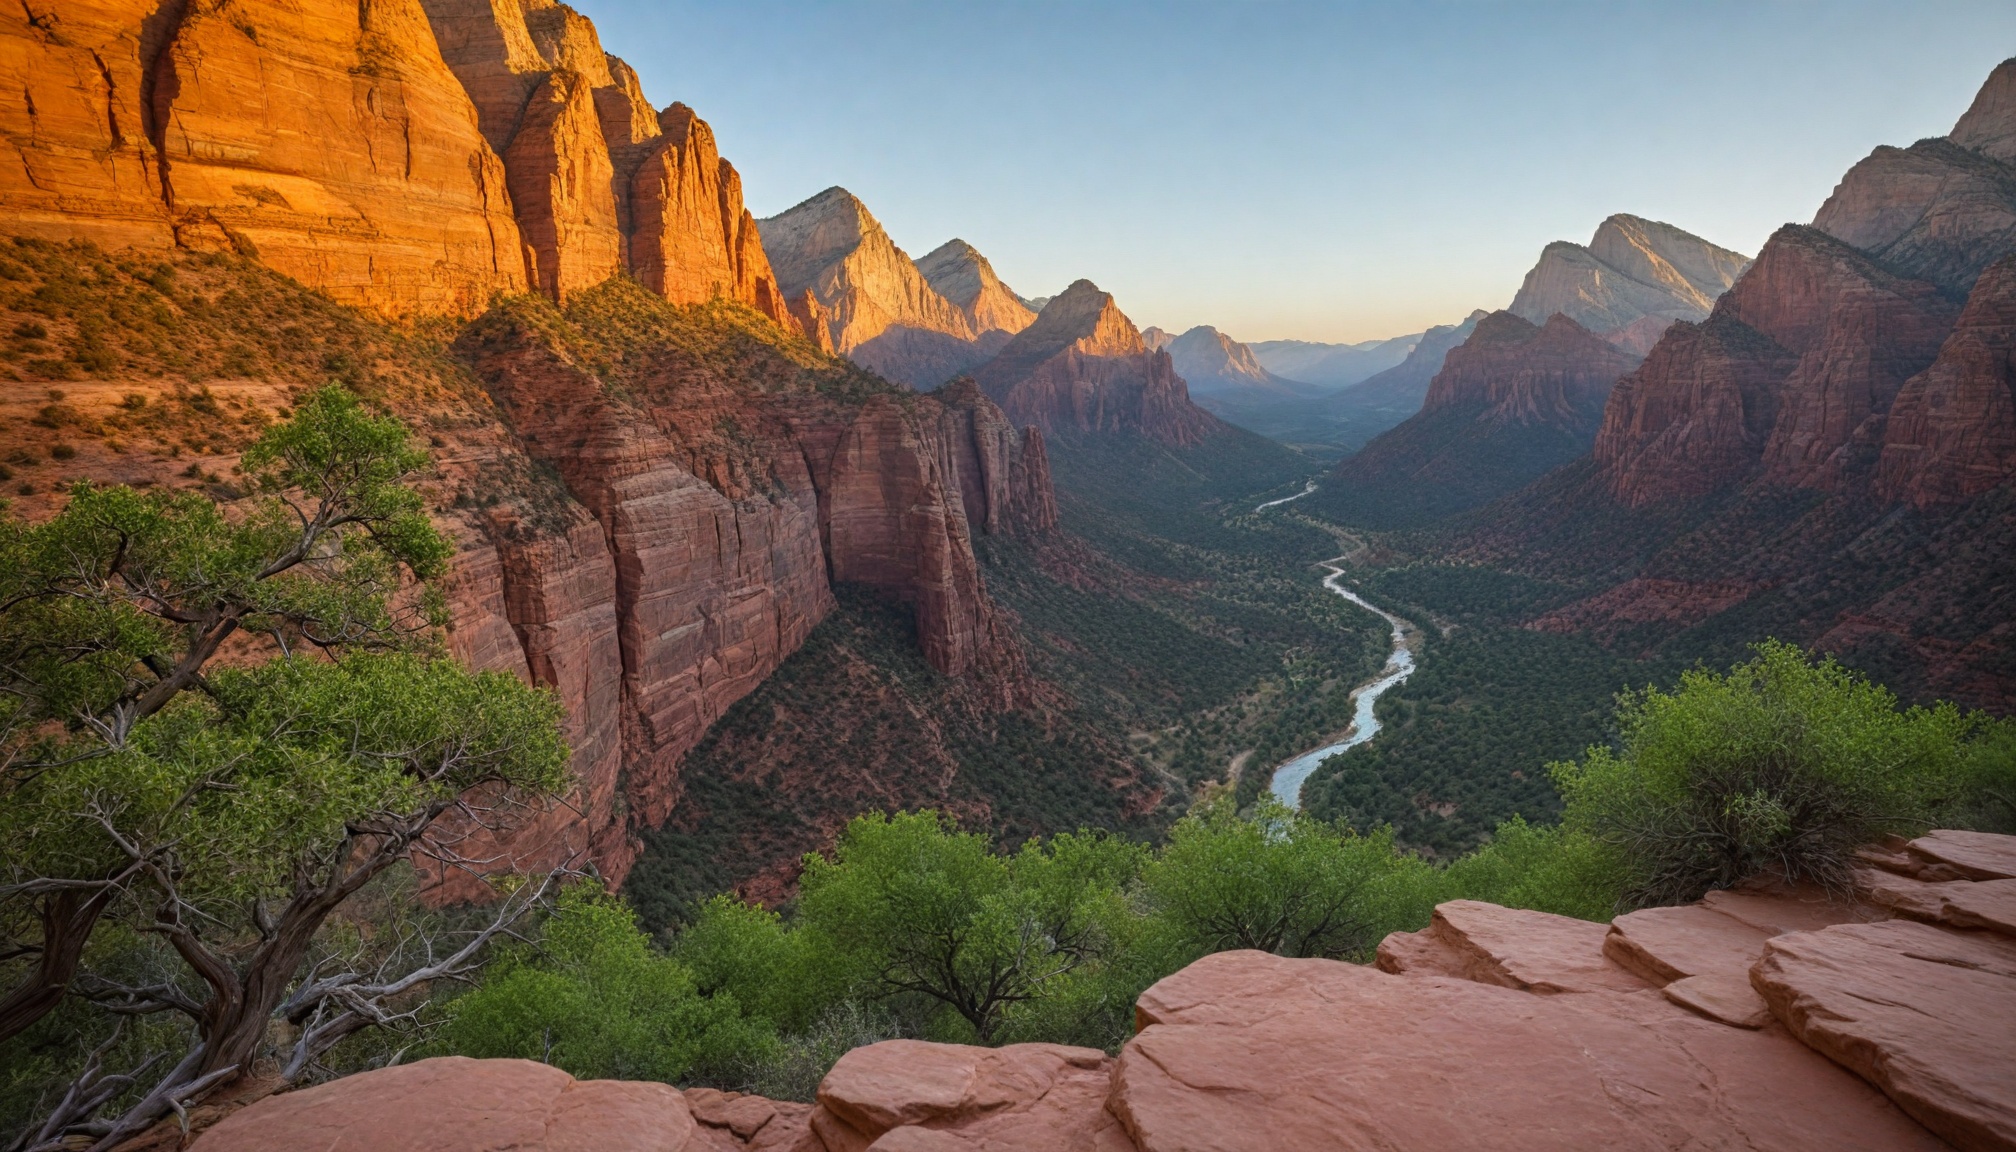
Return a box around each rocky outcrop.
[183,831,2016,1152]
[630,104,791,320]
[148,0,529,314]
[758,188,986,386]
[1511,214,1749,341]
[1326,311,1639,524]
[1813,141,2016,298]
[915,238,1037,340]
[0,0,177,251]
[934,378,1060,536]
[973,280,1223,447]
[188,1058,706,1152]
[1876,252,2016,506]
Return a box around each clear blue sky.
[582,1,2015,343]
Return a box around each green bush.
[442,885,772,1085]
[1553,640,2004,907]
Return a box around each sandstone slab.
[1412,899,1650,994]
[1754,919,2016,1152]
[1604,903,1775,984]
[814,1040,1129,1152]
[1661,973,1771,1028]
[1910,829,2016,881]
[188,1057,697,1152]
[1118,950,1943,1152]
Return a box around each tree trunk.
[0,887,113,1043]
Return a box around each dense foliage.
[1554,640,2012,905]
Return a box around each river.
[1253,483,1419,809]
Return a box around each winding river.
[1252,483,1420,809]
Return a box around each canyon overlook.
[182,829,2016,1152]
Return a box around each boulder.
[1753,919,2016,1152]
[812,1040,1131,1152]
[1116,950,1943,1152]
[187,1057,698,1152]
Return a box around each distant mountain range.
[1248,334,1422,388]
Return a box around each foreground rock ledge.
[188,830,2016,1152]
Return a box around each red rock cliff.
[432,291,1044,891]
[1876,252,2016,507]
[1422,311,1639,425]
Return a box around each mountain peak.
[1018,280,1145,357]
[1510,216,1749,335]
[916,238,1036,337]
[1951,56,2016,165]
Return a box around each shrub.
[441,885,772,1085]
[1553,640,1999,907]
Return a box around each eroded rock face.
[1877,252,2016,506]
[441,301,1044,885]
[505,68,624,299]
[631,104,792,322]
[1590,225,1957,505]
[150,0,528,315]
[973,280,1222,447]
[0,0,177,250]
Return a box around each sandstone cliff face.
[1509,214,1749,336]
[440,292,1047,886]
[0,0,177,250]
[1422,311,1639,424]
[0,0,805,329]
[1877,252,2016,507]
[1592,226,1956,505]
[915,238,1038,339]
[1813,137,2016,298]
[973,280,1223,447]
[504,68,623,299]
[150,0,529,314]
[758,188,990,387]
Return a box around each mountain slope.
[1143,325,1310,398]
[916,238,1039,342]
[758,188,994,387]
[1458,58,2016,710]
[1318,312,1641,527]
[974,280,1225,447]
[1509,214,1750,354]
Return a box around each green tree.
[443,885,770,1085]
[0,387,569,1149]
[1553,640,2002,907]
[796,812,1144,1043]
[1140,795,1418,962]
